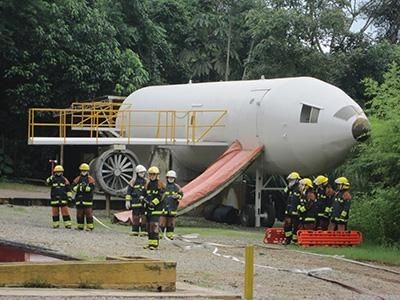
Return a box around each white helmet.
[166,170,177,178]
[135,165,146,173]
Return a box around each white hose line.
[169,234,332,275]
[169,234,386,299]
[292,249,400,276]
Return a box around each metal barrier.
[28,107,227,145]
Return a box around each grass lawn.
[295,242,400,266]
[0,180,47,192]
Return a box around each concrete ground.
[0,282,240,299]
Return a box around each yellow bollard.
[244,244,254,300]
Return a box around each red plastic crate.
[264,228,285,244]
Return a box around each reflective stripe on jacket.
[73,175,95,206]
[144,179,165,215]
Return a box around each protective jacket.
[162,182,183,215]
[126,177,148,208]
[331,190,351,223]
[285,187,301,216]
[72,175,95,206]
[46,175,72,206]
[298,191,318,223]
[144,179,165,216]
[315,186,333,219]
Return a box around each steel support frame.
[254,157,287,227]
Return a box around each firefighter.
[125,165,148,236]
[159,170,183,240]
[328,177,352,231]
[297,178,318,230]
[72,163,96,231]
[283,171,301,245]
[143,166,165,250]
[313,175,335,230]
[45,165,73,229]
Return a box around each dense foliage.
[0,0,399,244]
[340,59,400,245]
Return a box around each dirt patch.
[0,205,399,299]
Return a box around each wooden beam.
[0,260,176,291]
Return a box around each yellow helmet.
[300,178,313,189]
[79,163,90,171]
[314,175,328,186]
[53,165,64,172]
[148,166,160,174]
[287,171,301,181]
[335,177,350,188]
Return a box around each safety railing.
[28,108,227,145]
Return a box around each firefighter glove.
[125,201,131,210]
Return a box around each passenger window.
[300,104,320,123]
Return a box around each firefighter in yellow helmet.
[125,165,148,236]
[143,166,165,250]
[313,175,335,230]
[72,163,96,231]
[45,165,73,229]
[159,170,183,240]
[283,171,301,245]
[328,177,352,231]
[297,178,317,230]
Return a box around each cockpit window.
[334,105,358,121]
[300,104,320,123]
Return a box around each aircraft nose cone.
[352,117,370,142]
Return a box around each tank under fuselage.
[121,77,369,177]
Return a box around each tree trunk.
[225,20,232,81]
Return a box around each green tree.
[362,0,400,43]
[340,56,400,245]
[180,0,256,81]
[0,0,149,178]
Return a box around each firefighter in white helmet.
[143,166,165,250]
[125,165,148,236]
[72,163,96,231]
[45,165,73,229]
[159,170,183,240]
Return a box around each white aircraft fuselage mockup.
[121,77,369,178]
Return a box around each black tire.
[203,203,218,221]
[240,204,255,227]
[213,205,239,225]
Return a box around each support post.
[244,244,254,300]
[60,145,64,166]
[255,167,263,227]
[105,193,111,217]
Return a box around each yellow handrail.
[27,107,227,145]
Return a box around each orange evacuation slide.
[178,140,264,214]
[113,140,263,223]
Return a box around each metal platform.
[28,106,228,146]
